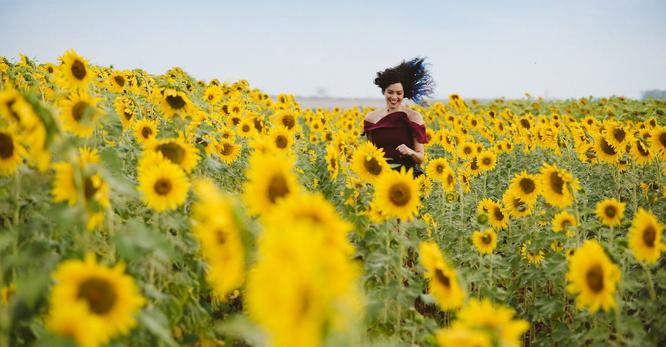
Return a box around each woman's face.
[384,82,404,110]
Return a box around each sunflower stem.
[642,264,656,301]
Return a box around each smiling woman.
[363,57,434,177]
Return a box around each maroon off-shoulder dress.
[363,111,428,171]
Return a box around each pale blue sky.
[2,0,665,99]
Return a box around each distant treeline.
[641,89,666,100]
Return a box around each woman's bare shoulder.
[404,108,424,124]
[364,109,381,122]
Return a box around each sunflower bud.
[477,213,489,225]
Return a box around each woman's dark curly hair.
[374,57,435,104]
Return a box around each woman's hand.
[396,144,415,156]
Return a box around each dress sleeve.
[409,122,428,144]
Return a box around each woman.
[363,57,434,177]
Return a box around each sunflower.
[157,88,190,119]
[145,137,199,173]
[191,180,245,299]
[351,142,389,183]
[214,138,240,164]
[107,70,128,93]
[133,118,158,144]
[203,84,223,104]
[137,159,190,212]
[520,240,544,265]
[418,241,465,311]
[325,144,340,180]
[487,200,509,230]
[502,192,533,218]
[269,126,293,152]
[113,96,135,129]
[435,326,491,347]
[246,222,360,347]
[425,157,450,182]
[58,91,102,138]
[650,126,666,160]
[372,167,420,221]
[506,171,540,205]
[441,165,456,192]
[539,163,579,208]
[57,49,92,90]
[0,130,26,176]
[551,210,577,237]
[265,192,353,255]
[629,139,652,165]
[48,254,144,345]
[243,153,300,216]
[594,198,625,227]
[594,134,622,164]
[628,208,664,264]
[457,142,476,160]
[472,229,497,254]
[454,298,529,347]
[52,151,110,230]
[272,110,301,133]
[602,121,631,151]
[566,240,621,313]
[477,150,497,172]
[47,303,107,347]
[237,117,258,138]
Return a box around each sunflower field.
[1,51,665,347]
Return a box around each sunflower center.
[268,174,290,203]
[470,158,479,170]
[364,156,383,176]
[436,164,444,174]
[165,94,186,110]
[642,226,656,247]
[636,141,649,156]
[549,172,564,195]
[47,66,54,73]
[154,178,172,195]
[329,158,337,170]
[275,135,288,149]
[519,178,536,194]
[83,176,99,201]
[123,110,133,121]
[141,127,153,139]
[604,205,617,218]
[613,128,626,143]
[71,60,87,80]
[0,133,14,159]
[389,182,411,207]
[220,143,234,156]
[659,132,666,148]
[481,234,492,245]
[599,138,616,155]
[113,75,125,87]
[493,206,505,221]
[254,118,264,132]
[434,268,451,288]
[215,228,227,245]
[482,157,492,166]
[282,115,295,129]
[156,142,185,164]
[520,119,531,129]
[72,101,89,121]
[463,146,472,155]
[513,198,528,212]
[585,264,604,293]
[77,277,117,315]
